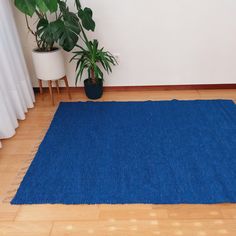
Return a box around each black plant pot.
[84,79,103,100]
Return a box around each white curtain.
[0,0,35,148]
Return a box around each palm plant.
[71,39,117,85]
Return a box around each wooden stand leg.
[48,80,54,105]
[55,80,60,94]
[63,76,71,100]
[38,79,43,95]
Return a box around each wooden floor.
[0,89,236,236]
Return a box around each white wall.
[13,0,236,87]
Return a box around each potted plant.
[71,34,118,99]
[13,0,95,81]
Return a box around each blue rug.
[11,100,236,204]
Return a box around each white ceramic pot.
[32,48,65,81]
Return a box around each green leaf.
[50,20,64,40]
[35,0,48,13]
[14,0,36,16]
[43,0,57,12]
[75,0,81,10]
[96,65,104,79]
[37,13,80,51]
[58,0,67,13]
[59,31,78,52]
[78,8,95,31]
[63,12,81,35]
[36,18,55,47]
[56,11,81,51]
[55,10,81,51]
[76,60,87,84]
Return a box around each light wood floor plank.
[15,205,100,222]
[0,222,52,236]
[99,208,168,220]
[50,219,236,236]
[0,204,19,222]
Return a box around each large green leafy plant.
[14,0,95,51]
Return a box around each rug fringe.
[1,127,49,204]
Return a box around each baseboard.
[33,84,236,93]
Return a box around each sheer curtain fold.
[0,0,35,148]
